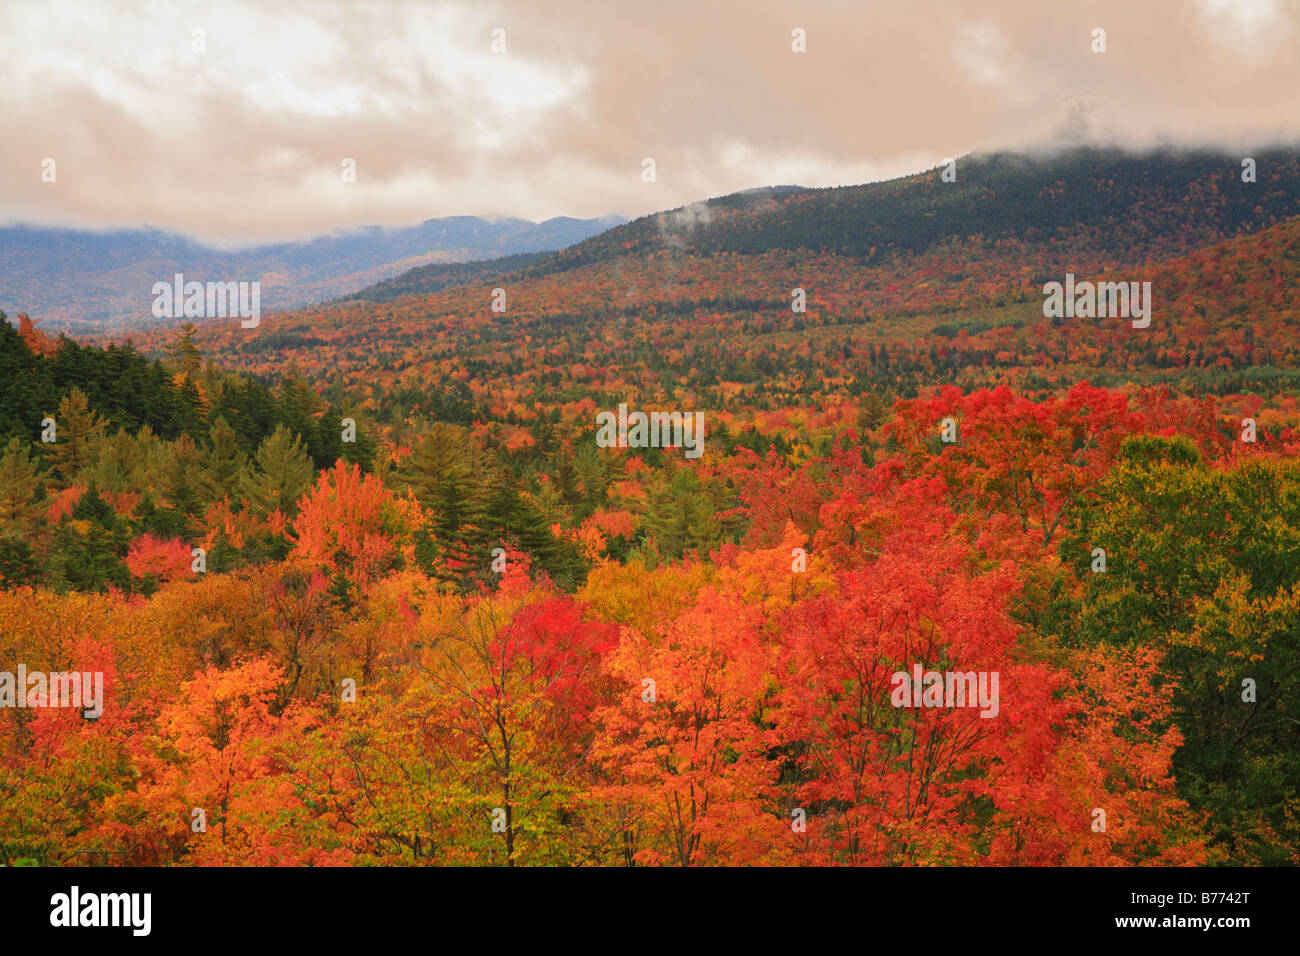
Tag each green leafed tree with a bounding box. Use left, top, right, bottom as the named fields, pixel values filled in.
left=1064, top=436, right=1300, bottom=865
left=51, top=483, right=131, bottom=592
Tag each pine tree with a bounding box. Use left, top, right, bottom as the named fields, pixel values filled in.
left=158, top=433, right=205, bottom=507
left=0, top=437, right=45, bottom=536
left=553, top=453, right=580, bottom=505
left=857, top=392, right=890, bottom=432
left=240, top=425, right=315, bottom=517
left=0, top=535, right=38, bottom=587
left=52, top=482, right=131, bottom=592
left=400, top=424, right=485, bottom=578
left=198, top=416, right=247, bottom=504
left=44, top=388, right=107, bottom=487
left=476, top=474, right=586, bottom=590
left=574, top=442, right=608, bottom=505
left=0, top=313, right=54, bottom=446
left=166, top=322, right=202, bottom=376
left=531, top=478, right=567, bottom=527
left=83, top=426, right=150, bottom=494
left=642, top=469, right=722, bottom=560
left=276, top=374, right=325, bottom=463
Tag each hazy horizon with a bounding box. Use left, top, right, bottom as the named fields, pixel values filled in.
left=10, top=140, right=1300, bottom=252
left=0, top=209, right=630, bottom=253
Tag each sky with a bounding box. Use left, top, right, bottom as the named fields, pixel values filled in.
left=2, top=0, right=1298, bottom=245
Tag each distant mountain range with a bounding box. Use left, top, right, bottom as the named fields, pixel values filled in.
left=0, top=214, right=625, bottom=333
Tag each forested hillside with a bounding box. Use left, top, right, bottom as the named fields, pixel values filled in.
left=3, top=146, right=1299, bottom=868
left=162, top=151, right=1300, bottom=443
left=527, top=147, right=1300, bottom=273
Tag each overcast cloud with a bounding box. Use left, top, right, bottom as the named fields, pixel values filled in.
left=2, top=0, right=1297, bottom=244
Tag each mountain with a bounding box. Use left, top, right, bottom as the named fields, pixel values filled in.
left=114, top=146, right=1300, bottom=430
left=327, top=146, right=1300, bottom=313
left=341, top=252, right=544, bottom=305
left=0, top=214, right=625, bottom=333
left=520, top=147, right=1300, bottom=277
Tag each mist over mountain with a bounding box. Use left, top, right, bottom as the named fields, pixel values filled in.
left=518, top=147, right=1300, bottom=278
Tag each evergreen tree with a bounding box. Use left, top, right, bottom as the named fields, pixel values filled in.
left=83, top=427, right=140, bottom=493
left=0, top=437, right=45, bottom=536
left=153, top=433, right=205, bottom=534
left=475, top=474, right=587, bottom=590
left=44, top=388, right=107, bottom=487
left=51, top=483, right=131, bottom=592
left=401, top=424, right=485, bottom=579
left=198, top=416, right=247, bottom=504
left=166, top=322, right=203, bottom=376
left=642, top=469, right=722, bottom=560
left=212, top=375, right=277, bottom=450
left=0, top=534, right=38, bottom=587
left=857, top=391, right=891, bottom=432
left=531, top=478, right=567, bottom=527
left=552, top=453, right=581, bottom=506
left=240, top=425, right=315, bottom=517
left=0, top=314, right=55, bottom=446
left=574, top=442, right=609, bottom=505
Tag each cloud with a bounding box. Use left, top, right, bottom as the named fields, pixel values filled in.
left=2, top=0, right=1298, bottom=243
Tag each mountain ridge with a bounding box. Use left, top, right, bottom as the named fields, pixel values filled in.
left=162, top=145, right=1300, bottom=427
left=325, top=146, right=1300, bottom=316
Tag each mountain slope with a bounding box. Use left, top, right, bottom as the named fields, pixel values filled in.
left=342, top=252, right=544, bottom=305
left=155, top=147, right=1300, bottom=446
left=522, top=147, right=1300, bottom=277
left=334, top=146, right=1300, bottom=312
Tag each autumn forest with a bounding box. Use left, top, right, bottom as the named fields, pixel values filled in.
left=2, top=148, right=1299, bottom=870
